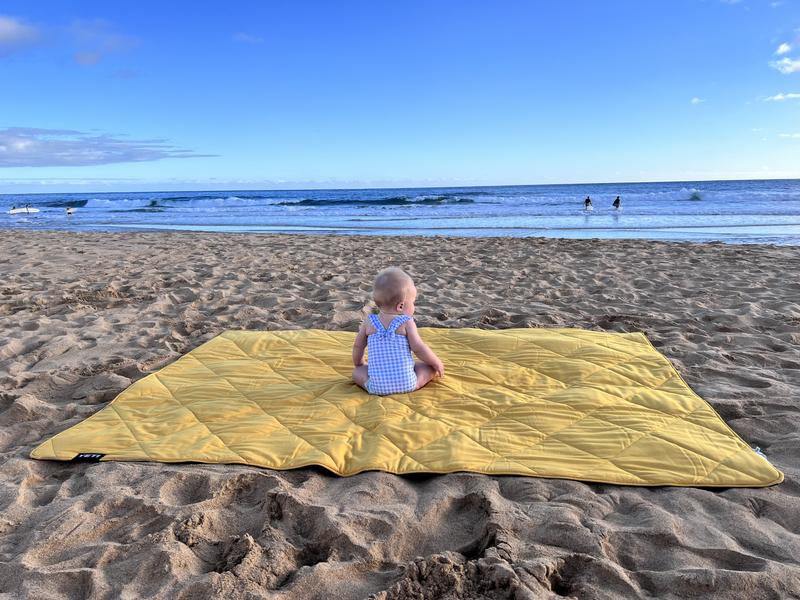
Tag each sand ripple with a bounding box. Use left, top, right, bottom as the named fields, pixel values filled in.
left=1, top=231, right=799, bottom=598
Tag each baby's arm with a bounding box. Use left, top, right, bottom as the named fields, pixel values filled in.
left=404, top=320, right=445, bottom=377
left=352, top=321, right=368, bottom=366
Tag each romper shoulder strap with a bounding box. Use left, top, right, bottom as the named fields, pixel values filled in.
left=369, top=314, right=385, bottom=333
left=387, top=315, right=411, bottom=334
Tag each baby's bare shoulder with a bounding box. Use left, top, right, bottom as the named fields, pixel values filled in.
left=362, top=316, right=376, bottom=335
left=396, top=317, right=416, bottom=336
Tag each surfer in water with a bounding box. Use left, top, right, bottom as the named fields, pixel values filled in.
left=584, top=196, right=593, bottom=211
left=612, top=196, right=621, bottom=210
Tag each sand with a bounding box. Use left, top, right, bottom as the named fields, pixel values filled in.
left=0, top=230, right=798, bottom=599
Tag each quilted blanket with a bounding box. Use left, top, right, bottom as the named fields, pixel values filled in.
left=30, top=328, right=783, bottom=487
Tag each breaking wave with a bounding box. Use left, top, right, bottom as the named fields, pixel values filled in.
left=276, top=195, right=476, bottom=207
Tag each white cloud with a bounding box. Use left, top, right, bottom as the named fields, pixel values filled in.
left=764, top=92, right=800, bottom=101
left=690, top=97, right=706, bottom=104
left=0, top=127, right=213, bottom=167
left=779, top=132, right=800, bottom=138
left=233, top=32, right=263, bottom=44
left=0, top=15, right=39, bottom=57
left=776, top=42, right=792, bottom=55
left=770, top=57, right=800, bottom=74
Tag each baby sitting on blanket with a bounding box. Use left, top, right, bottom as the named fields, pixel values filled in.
left=352, top=267, right=444, bottom=395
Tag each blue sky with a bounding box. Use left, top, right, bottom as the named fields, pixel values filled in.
left=1, top=1, right=799, bottom=192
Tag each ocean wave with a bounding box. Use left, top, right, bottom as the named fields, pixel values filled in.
left=424, top=189, right=491, bottom=196
left=110, top=207, right=167, bottom=213
left=82, top=198, right=155, bottom=209
left=276, top=195, right=475, bottom=207
left=40, top=199, right=90, bottom=208
left=160, top=194, right=247, bottom=202
left=619, top=187, right=799, bottom=204
left=4, top=181, right=799, bottom=246
left=158, top=195, right=275, bottom=208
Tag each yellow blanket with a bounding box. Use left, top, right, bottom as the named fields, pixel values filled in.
left=30, top=328, right=783, bottom=487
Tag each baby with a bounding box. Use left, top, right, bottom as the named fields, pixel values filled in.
left=352, top=267, right=444, bottom=395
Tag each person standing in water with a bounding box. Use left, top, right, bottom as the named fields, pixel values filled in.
left=584, top=196, right=593, bottom=210
left=612, top=196, right=621, bottom=210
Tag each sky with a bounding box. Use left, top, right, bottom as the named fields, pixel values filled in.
left=1, top=0, right=799, bottom=193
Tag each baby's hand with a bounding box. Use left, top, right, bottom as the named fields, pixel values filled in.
left=432, top=360, right=445, bottom=378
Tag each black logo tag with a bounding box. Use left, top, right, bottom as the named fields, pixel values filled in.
left=71, top=453, right=105, bottom=462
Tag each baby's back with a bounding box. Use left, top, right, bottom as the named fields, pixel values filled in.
left=366, top=314, right=416, bottom=395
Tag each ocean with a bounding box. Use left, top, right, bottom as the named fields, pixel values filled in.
left=2, top=179, right=800, bottom=245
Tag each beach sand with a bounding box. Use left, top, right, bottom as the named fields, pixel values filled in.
left=1, top=230, right=798, bottom=599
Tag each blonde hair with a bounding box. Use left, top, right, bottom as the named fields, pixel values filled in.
left=373, top=267, right=413, bottom=309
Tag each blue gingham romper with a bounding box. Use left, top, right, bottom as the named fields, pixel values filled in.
left=366, top=314, right=418, bottom=395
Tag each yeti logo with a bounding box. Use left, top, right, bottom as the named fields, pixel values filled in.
left=72, top=453, right=105, bottom=461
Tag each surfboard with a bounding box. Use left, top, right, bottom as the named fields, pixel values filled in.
left=7, top=207, right=40, bottom=214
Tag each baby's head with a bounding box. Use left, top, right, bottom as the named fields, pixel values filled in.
left=373, top=267, right=417, bottom=316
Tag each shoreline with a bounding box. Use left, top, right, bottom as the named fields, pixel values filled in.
left=1, top=231, right=798, bottom=598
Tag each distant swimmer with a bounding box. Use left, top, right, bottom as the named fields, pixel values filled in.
left=66, top=207, right=76, bottom=215
left=584, top=196, right=593, bottom=211
left=612, top=196, right=621, bottom=210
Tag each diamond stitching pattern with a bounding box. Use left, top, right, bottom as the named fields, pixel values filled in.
left=30, top=328, right=783, bottom=488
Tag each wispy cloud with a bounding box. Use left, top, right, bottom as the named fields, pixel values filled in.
left=776, top=42, right=792, bottom=55
left=233, top=32, right=263, bottom=44
left=0, top=127, right=213, bottom=167
left=770, top=56, right=800, bottom=74
left=690, top=97, right=706, bottom=104
left=0, top=15, right=40, bottom=57
left=69, top=18, right=138, bottom=65
left=74, top=51, right=102, bottom=65
left=764, top=92, right=800, bottom=101
left=1, top=15, right=138, bottom=65
left=779, top=132, right=800, bottom=138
